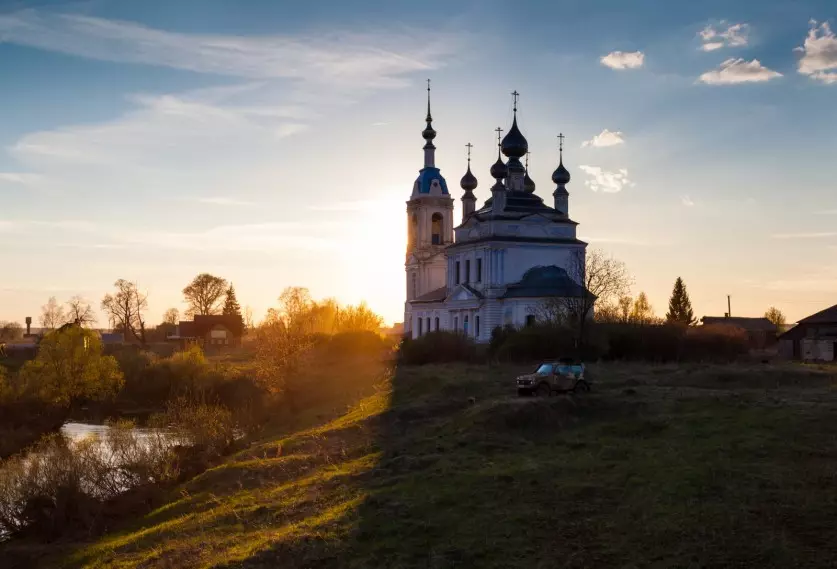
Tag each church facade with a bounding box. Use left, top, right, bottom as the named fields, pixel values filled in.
left=404, top=87, right=588, bottom=342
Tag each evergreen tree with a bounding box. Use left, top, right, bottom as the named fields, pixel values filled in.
left=222, top=284, right=243, bottom=322
left=665, top=277, right=696, bottom=325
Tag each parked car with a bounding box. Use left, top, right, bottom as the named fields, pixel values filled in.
left=516, top=359, right=590, bottom=396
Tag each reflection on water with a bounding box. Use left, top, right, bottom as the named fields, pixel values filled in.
left=61, top=422, right=170, bottom=443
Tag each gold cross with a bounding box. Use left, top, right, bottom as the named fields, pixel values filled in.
left=465, top=142, right=473, bottom=163
left=511, top=90, right=519, bottom=112
left=495, top=127, right=504, bottom=146
left=557, top=133, right=565, bottom=153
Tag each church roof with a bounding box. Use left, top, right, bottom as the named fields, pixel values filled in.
left=415, top=167, right=449, bottom=195
left=501, top=265, right=592, bottom=299
left=412, top=286, right=448, bottom=303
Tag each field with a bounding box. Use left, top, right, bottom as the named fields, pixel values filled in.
left=10, top=359, right=837, bottom=568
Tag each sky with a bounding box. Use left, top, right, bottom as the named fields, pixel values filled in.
left=1, top=0, right=836, bottom=327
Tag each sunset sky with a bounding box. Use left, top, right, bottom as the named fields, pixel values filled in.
left=1, top=0, right=836, bottom=326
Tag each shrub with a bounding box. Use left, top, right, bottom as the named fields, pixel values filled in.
left=683, top=324, right=749, bottom=362
left=162, top=398, right=237, bottom=458
left=602, top=323, right=685, bottom=362
left=491, top=325, right=581, bottom=363
left=398, top=332, right=477, bottom=365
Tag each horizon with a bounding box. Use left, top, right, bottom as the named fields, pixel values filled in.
left=2, top=0, right=836, bottom=328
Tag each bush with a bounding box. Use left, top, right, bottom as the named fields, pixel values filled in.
left=398, top=332, right=477, bottom=365
left=602, top=323, right=686, bottom=362
left=490, top=325, right=581, bottom=363
left=161, top=398, right=237, bottom=458
left=683, top=324, right=749, bottom=362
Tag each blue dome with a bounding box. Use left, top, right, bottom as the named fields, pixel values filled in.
left=415, top=167, right=449, bottom=195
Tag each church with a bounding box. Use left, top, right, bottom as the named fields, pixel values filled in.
left=404, top=85, right=590, bottom=343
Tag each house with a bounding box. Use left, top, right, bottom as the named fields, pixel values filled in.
left=168, top=314, right=243, bottom=354
left=778, top=304, right=837, bottom=362
left=404, top=86, right=590, bottom=342
left=700, top=316, right=778, bottom=349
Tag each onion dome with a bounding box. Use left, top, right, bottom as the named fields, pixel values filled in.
left=524, top=171, right=536, bottom=193
left=501, top=115, right=528, bottom=158
left=460, top=165, right=478, bottom=191
left=422, top=81, right=436, bottom=143
left=552, top=160, right=570, bottom=185
left=490, top=155, right=508, bottom=180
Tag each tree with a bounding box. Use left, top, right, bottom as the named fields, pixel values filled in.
left=336, top=302, right=384, bottom=333
left=665, top=277, right=696, bottom=325
left=630, top=292, right=656, bottom=325
left=101, top=280, right=148, bottom=345
left=183, top=273, right=228, bottom=317
left=19, top=326, right=123, bottom=406
left=618, top=295, right=633, bottom=323
left=541, top=249, right=632, bottom=349
left=243, top=306, right=254, bottom=331
left=0, top=321, right=23, bottom=341
left=66, top=296, right=97, bottom=327
left=222, top=284, right=243, bottom=320
left=163, top=308, right=180, bottom=326
left=764, top=306, right=786, bottom=329
left=40, top=297, right=66, bottom=331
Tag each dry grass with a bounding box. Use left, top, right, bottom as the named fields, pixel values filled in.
left=7, top=360, right=837, bottom=568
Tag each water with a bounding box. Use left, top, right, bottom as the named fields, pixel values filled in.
left=61, top=421, right=168, bottom=442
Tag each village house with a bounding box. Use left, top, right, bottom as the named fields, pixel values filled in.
left=168, top=314, right=243, bottom=354
left=778, top=304, right=837, bottom=362
left=700, top=316, right=778, bottom=349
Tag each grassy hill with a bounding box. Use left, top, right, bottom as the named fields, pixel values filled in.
left=26, top=360, right=837, bottom=567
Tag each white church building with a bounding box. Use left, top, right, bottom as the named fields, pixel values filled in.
left=404, top=86, right=589, bottom=342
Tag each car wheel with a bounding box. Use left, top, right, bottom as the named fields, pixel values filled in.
left=574, top=380, right=590, bottom=393
left=536, top=382, right=551, bottom=397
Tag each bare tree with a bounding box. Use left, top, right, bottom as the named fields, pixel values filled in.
left=0, top=322, right=23, bottom=341
left=66, top=296, right=97, bottom=327
left=162, top=308, right=180, bottom=326
left=541, top=248, right=632, bottom=349
left=764, top=306, right=786, bottom=329
left=101, top=280, right=148, bottom=345
left=183, top=273, right=228, bottom=317
left=40, top=296, right=66, bottom=331
left=243, top=306, right=254, bottom=331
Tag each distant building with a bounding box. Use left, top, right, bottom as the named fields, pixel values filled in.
left=404, top=86, right=590, bottom=342
left=168, top=314, right=243, bottom=354
left=778, top=304, right=837, bottom=362
left=700, top=316, right=777, bottom=349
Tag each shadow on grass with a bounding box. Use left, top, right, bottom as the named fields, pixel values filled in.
left=36, top=361, right=837, bottom=568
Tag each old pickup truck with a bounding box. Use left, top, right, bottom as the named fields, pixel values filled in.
left=516, top=359, right=590, bottom=396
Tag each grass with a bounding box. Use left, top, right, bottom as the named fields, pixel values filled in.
left=8, top=359, right=837, bottom=568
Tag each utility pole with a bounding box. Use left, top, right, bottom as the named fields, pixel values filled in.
left=727, top=295, right=731, bottom=318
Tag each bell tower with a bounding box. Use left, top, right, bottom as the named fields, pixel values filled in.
left=404, top=80, right=453, bottom=333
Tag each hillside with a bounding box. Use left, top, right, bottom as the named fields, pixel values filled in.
left=25, top=360, right=837, bottom=567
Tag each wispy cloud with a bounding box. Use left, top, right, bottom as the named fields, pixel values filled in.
left=579, top=165, right=633, bottom=193
left=681, top=195, right=695, bottom=207
left=0, top=10, right=457, bottom=88
left=0, top=172, right=43, bottom=187
left=816, top=209, right=837, bottom=215
left=581, top=129, right=624, bottom=148
left=600, top=51, right=644, bottom=70
left=698, top=58, right=782, bottom=85
left=772, top=231, right=837, bottom=239
left=699, top=22, right=749, bottom=52
left=795, top=20, right=837, bottom=84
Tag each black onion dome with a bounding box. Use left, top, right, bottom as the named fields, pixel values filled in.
left=460, top=165, right=478, bottom=191
left=524, top=171, right=536, bottom=193
left=501, top=117, right=528, bottom=158
left=490, top=156, right=508, bottom=180
left=422, top=124, right=437, bottom=141
left=552, top=159, right=571, bottom=185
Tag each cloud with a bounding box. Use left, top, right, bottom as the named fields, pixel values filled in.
left=0, top=172, right=43, bottom=187
left=699, top=22, right=749, bottom=51
left=581, top=129, right=624, bottom=148
left=0, top=219, right=97, bottom=233
left=698, top=58, right=782, bottom=84
left=816, top=209, right=837, bottom=215
left=772, top=231, right=837, bottom=239
left=600, top=51, right=644, bottom=70
left=578, top=165, right=633, bottom=193
left=0, top=10, right=457, bottom=89
left=681, top=195, right=695, bottom=207
left=796, top=21, right=837, bottom=84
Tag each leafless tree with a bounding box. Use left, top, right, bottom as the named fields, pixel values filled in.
left=101, top=280, right=148, bottom=345
left=764, top=306, right=786, bottom=329
left=183, top=273, right=228, bottom=317
left=162, top=308, right=180, bottom=326
left=66, top=296, right=97, bottom=327
left=243, top=306, right=254, bottom=331
left=540, top=248, right=632, bottom=348
left=40, top=296, right=66, bottom=331
left=0, top=322, right=23, bottom=341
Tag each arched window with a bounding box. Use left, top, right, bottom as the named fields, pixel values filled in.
left=464, top=315, right=469, bottom=335
left=417, top=317, right=423, bottom=336
left=434, top=317, right=440, bottom=331
left=431, top=213, right=443, bottom=245
left=409, top=213, right=418, bottom=247
left=475, top=315, right=480, bottom=338
left=426, top=317, right=431, bottom=334
left=454, top=316, right=459, bottom=330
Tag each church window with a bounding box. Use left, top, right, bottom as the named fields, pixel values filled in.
left=464, top=315, right=469, bottom=335
left=476, top=258, right=482, bottom=283
left=455, top=261, right=461, bottom=285
left=465, top=260, right=471, bottom=284
left=426, top=317, right=431, bottom=333
left=526, top=314, right=536, bottom=327
left=435, top=317, right=440, bottom=331
left=475, top=315, right=480, bottom=338
left=431, top=213, right=443, bottom=245
left=418, top=317, right=423, bottom=336
left=411, top=273, right=417, bottom=299
left=409, top=214, right=418, bottom=247
left=454, top=316, right=459, bottom=330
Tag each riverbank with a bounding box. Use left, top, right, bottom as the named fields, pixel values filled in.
left=10, top=361, right=837, bottom=568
